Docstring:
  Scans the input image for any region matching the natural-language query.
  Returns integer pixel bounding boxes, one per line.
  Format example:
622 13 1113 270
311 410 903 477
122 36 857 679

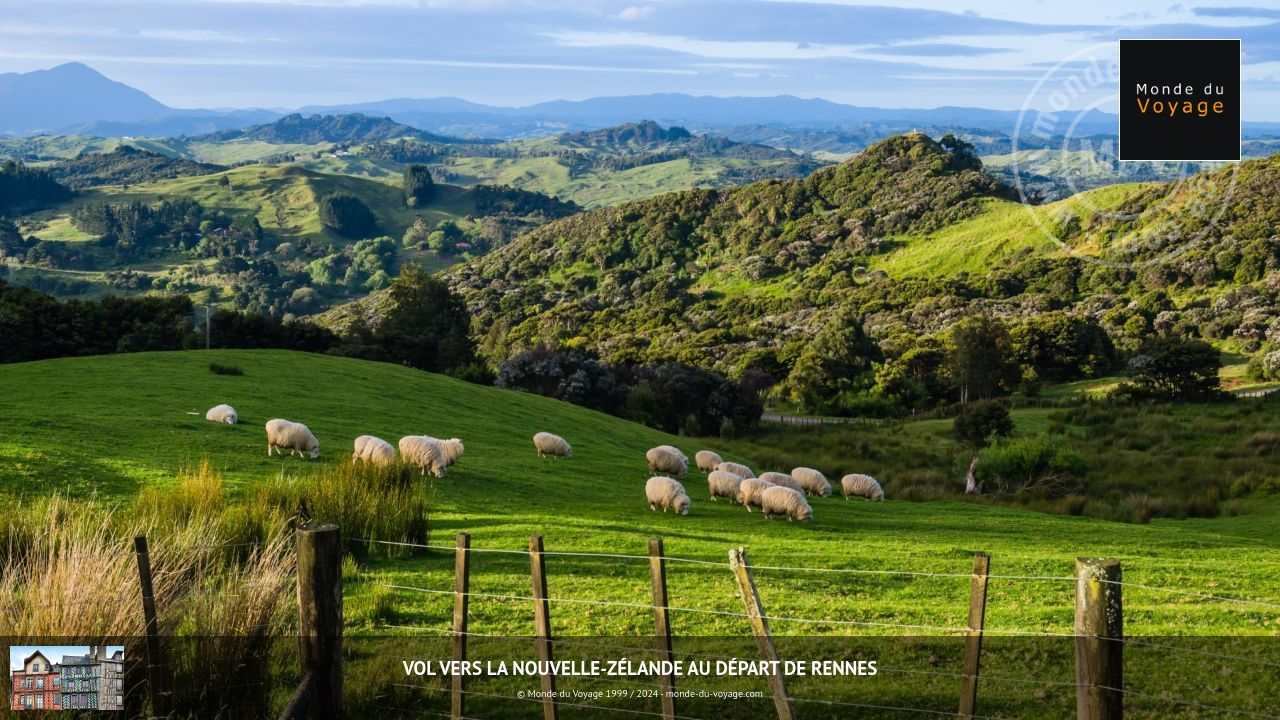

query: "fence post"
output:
452 533 471 720
296 523 343 720
529 535 558 720
958 552 990 719
648 538 677 720
1075 558 1122 720
728 547 795 720
133 535 169 717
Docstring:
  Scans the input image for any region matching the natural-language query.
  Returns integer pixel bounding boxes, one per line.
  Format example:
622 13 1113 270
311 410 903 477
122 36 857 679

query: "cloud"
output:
618 5 654 21
1192 6 1280 19
868 43 1015 57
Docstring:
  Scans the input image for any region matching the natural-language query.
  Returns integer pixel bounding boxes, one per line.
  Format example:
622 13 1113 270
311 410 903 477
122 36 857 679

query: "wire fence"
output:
351 533 1280 720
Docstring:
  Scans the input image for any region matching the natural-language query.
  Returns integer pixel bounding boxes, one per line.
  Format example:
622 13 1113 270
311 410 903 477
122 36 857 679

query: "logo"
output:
1120 39 1241 161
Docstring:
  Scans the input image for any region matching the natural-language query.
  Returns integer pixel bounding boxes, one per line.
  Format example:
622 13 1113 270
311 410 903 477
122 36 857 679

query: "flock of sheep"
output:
206 404 465 476
203 407 881 524
641 446 883 523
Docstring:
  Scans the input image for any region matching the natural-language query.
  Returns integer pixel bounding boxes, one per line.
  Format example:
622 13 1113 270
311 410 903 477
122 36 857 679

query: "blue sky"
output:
0 1 1278 117
10 646 125 673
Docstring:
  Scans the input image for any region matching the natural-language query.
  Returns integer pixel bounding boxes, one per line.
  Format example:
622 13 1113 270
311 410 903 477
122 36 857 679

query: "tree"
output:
403 164 434 207
944 314 1020 403
318 192 377 239
787 307 881 412
953 399 1014 493
373 265 476 372
1127 336 1221 401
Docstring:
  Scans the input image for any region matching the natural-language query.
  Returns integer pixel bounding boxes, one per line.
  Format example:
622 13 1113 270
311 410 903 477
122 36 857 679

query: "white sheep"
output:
656 445 689 463
646 446 688 478
205 404 238 425
759 471 803 493
439 438 465 466
645 476 691 515
695 450 723 473
399 435 448 477
737 477 776 512
265 419 319 459
716 461 756 479
791 467 832 497
841 473 884 502
707 470 743 503
353 435 396 467
533 432 573 459
760 486 813 522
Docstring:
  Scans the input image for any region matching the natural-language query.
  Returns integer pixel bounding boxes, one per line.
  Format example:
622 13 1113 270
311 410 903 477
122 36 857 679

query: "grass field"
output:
868 184 1151 279
3 349 1277 718
1 349 1277 642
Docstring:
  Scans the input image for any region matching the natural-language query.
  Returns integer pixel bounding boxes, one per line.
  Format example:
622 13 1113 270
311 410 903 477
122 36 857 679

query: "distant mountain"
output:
195 113 472 145
48 146 225 190
560 120 694 148
0 63 173 134
61 110 283 139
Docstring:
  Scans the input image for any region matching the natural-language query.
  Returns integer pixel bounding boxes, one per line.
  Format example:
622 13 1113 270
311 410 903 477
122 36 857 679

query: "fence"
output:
119 526 1280 720
348 533 1280 720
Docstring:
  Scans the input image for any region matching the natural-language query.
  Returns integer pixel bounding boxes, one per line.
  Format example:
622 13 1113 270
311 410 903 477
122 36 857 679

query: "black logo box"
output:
1119 39 1241 162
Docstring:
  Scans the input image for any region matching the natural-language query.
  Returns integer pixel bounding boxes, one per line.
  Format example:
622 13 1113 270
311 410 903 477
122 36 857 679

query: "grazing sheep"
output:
353 435 396 467
737 477 776 512
399 435 449 477
695 450 723 473
707 470 743 503
439 438 465 466
533 432 573 459
656 445 689 463
646 446 688 478
205 404 238 425
791 467 832 497
760 486 813 522
841 473 884 502
265 419 319 459
645 476 691 515
759 471 804 493
716 461 756 479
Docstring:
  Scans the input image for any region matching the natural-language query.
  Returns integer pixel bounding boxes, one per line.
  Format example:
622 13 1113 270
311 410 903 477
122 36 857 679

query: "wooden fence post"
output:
648 538 677 720
296 523 343 720
452 533 471 720
1075 558 1122 720
958 552 990 719
529 535 558 720
133 535 169 717
728 547 795 720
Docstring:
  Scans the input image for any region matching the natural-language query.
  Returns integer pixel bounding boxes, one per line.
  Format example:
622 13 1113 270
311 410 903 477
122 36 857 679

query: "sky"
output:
0 0 1279 117
10 646 125 673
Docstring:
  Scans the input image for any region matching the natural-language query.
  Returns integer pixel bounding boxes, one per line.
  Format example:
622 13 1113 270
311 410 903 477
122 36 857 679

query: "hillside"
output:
48 145 226 189
1 348 1277 647
444 133 1280 370
6 164 563 309
197 113 473 145
447 132 1014 367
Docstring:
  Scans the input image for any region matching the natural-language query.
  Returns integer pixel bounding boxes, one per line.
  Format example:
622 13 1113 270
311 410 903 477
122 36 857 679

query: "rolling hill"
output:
439 132 1280 411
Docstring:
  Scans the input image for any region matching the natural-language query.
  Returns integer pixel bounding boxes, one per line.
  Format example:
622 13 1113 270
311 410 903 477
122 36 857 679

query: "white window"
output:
35 695 43 710
37 678 44 689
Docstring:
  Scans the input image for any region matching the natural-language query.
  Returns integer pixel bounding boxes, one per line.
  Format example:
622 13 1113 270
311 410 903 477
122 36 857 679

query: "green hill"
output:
444 133 1280 410
48 145 225 189
0 348 1277 643
195 112 473 145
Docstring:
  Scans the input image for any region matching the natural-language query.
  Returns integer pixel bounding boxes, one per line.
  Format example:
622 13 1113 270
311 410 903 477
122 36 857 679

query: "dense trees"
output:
497 346 761 436
944 315 1020 403
1127 337 1222 401
402 164 434 207
371 266 476 373
318 192 377 239
787 307 881 412
0 159 72 214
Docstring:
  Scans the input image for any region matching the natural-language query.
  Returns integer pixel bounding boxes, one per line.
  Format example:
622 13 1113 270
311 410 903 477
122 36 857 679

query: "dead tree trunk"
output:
964 453 982 494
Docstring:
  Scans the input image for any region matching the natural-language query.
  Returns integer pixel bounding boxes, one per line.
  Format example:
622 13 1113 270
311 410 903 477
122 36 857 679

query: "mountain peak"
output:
0 62 172 134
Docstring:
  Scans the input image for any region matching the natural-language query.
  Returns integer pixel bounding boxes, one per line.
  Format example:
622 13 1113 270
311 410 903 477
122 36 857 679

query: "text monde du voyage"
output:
402 659 878 678
1134 82 1230 118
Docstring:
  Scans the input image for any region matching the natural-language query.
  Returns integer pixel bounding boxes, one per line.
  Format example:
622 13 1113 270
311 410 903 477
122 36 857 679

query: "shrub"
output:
971 435 1087 496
